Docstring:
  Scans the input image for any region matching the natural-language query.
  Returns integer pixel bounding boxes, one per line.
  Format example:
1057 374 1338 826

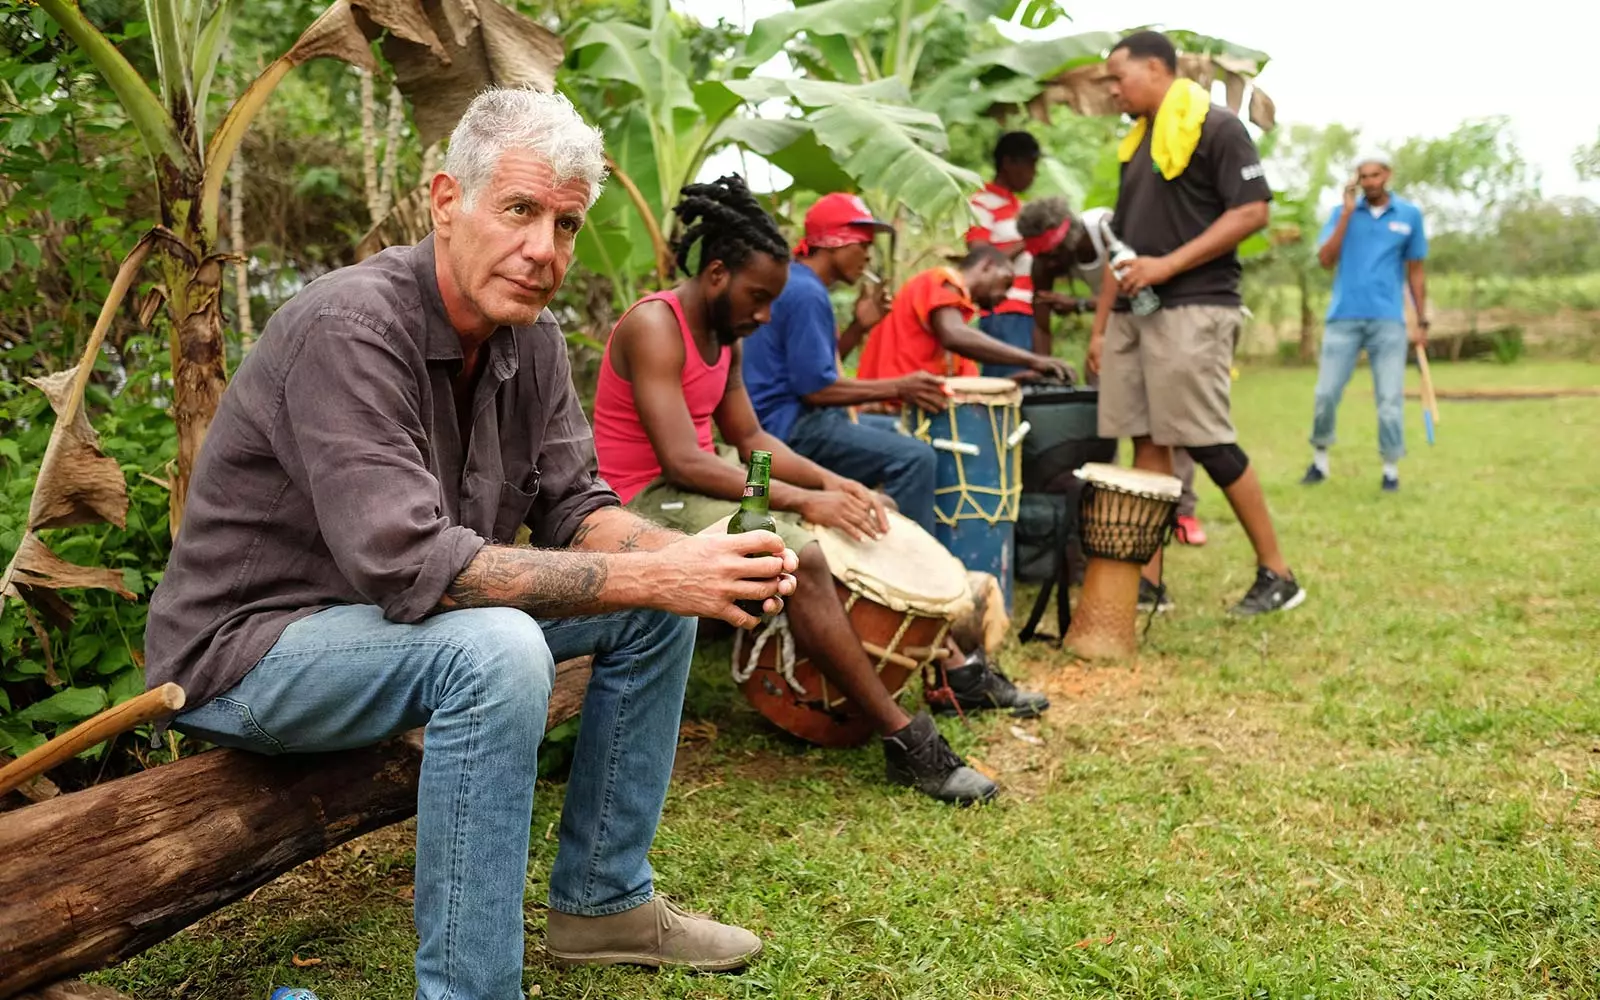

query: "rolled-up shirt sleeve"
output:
526 337 620 549
279 308 484 621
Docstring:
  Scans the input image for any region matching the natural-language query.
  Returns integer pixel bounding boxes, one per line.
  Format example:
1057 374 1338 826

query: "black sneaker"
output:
1137 578 1175 613
882 712 997 805
928 653 1050 719
1382 474 1400 492
1230 566 1306 617
1300 464 1327 485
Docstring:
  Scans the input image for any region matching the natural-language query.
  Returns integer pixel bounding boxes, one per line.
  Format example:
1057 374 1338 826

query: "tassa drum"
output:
907 376 1025 611
702 510 973 748
1065 462 1181 660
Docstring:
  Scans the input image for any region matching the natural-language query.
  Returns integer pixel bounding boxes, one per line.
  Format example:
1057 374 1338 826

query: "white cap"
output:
1355 151 1391 170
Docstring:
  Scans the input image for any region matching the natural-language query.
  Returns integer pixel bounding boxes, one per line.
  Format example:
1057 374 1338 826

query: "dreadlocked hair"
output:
671 174 789 276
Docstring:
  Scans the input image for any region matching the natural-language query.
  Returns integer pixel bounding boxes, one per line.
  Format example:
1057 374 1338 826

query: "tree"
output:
1261 123 1359 360
1388 116 1535 335
1576 129 1600 183
562 0 995 302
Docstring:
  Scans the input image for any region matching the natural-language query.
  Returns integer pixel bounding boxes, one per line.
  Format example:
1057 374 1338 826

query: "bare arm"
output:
1117 202 1271 295
801 377 903 408
930 305 1071 379
1031 259 1056 357
836 317 869 361
439 545 629 618
1085 265 1119 378
567 504 682 553
1407 259 1429 340
1318 209 1354 270
1168 202 1270 277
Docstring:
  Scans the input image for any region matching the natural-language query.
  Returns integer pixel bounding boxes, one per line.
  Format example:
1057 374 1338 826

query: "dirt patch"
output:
1029 658 1148 705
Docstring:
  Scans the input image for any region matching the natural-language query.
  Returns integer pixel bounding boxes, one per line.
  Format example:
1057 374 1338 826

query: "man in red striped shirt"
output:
967 131 1049 377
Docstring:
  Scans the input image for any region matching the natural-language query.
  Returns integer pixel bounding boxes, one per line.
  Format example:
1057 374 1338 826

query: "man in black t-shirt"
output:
1087 30 1304 616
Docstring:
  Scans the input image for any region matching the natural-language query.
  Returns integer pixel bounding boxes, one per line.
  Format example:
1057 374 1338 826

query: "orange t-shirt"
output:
857 267 980 380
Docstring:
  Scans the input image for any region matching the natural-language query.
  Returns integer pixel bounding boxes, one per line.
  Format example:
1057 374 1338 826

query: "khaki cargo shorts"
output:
626 474 816 556
1098 304 1241 447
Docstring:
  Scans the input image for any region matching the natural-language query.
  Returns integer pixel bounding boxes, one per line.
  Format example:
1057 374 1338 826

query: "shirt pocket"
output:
493 469 541 545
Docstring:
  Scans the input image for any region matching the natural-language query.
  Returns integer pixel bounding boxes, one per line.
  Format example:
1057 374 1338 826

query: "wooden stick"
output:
0 684 185 799
1415 345 1440 426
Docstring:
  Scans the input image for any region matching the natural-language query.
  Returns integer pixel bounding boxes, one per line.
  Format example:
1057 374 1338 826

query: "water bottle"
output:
1107 237 1161 317
269 989 320 1000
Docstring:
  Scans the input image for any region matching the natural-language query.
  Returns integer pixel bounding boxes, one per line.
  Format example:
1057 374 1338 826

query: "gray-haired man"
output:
146 89 788 999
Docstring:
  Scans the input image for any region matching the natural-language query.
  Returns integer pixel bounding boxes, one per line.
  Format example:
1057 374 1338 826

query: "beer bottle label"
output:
742 485 767 498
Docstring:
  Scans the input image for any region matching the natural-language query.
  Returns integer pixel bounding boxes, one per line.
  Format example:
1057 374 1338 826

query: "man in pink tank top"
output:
595 176 1049 806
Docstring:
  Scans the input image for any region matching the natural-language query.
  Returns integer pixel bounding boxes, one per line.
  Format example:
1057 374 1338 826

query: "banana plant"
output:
565 0 985 300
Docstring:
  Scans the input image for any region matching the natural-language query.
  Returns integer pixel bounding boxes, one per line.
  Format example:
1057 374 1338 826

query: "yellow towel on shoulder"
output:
1117 78 1212 180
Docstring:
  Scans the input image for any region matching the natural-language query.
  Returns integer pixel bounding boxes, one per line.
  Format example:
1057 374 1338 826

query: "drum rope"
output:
731 615 806 696
910 402 1023 527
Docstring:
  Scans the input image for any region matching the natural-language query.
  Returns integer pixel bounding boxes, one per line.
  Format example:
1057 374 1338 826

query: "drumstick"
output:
0 683 185 799
1415 342 1439 445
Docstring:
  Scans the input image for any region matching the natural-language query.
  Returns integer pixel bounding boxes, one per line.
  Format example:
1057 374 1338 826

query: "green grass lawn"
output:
101 360 1600 1000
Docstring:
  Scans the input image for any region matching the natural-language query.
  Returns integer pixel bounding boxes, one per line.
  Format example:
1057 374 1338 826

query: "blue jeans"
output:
1311 319 1409 462
172 603 696 1000
977 312 1035 378
788 407 937 533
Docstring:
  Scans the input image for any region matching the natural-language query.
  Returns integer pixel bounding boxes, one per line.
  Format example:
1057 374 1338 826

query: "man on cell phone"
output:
1302 153 1430 492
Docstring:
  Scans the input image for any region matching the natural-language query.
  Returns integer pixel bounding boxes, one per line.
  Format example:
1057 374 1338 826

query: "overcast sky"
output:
680 0 1600 201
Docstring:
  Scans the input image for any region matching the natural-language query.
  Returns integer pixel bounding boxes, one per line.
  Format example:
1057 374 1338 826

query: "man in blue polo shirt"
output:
1303 153 1430 492
742 193 951 533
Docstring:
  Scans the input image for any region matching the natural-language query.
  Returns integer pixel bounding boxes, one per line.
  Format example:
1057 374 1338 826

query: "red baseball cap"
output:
797 192 894 256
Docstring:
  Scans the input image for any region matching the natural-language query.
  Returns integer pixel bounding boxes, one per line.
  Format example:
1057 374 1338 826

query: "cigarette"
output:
864 269 882 284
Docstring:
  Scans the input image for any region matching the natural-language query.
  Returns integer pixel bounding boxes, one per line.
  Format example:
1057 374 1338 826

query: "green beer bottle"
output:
727 450 778 618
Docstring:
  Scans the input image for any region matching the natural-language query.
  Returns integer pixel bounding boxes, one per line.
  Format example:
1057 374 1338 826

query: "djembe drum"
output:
907 376 1026 611
1065 463 1182 660
702 510 973 748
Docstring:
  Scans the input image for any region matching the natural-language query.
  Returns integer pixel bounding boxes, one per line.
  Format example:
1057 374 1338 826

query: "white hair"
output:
442 88 608 210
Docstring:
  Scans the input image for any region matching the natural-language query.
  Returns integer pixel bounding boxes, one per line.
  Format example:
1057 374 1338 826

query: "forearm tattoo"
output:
569 508 682 553
439 546 609 618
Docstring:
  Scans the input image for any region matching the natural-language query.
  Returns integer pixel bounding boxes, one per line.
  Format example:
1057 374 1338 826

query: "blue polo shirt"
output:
1322 194 1428 322
742 261 839 441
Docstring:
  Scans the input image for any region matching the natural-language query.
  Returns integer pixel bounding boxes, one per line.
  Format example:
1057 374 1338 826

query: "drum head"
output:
808 510 973 618
1075 462 1183 500
942 375 1022 406
697 511 972 618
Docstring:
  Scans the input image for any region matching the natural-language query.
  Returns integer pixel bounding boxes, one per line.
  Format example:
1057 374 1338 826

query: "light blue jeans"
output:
172 603 696 1000
1310 318 1409 462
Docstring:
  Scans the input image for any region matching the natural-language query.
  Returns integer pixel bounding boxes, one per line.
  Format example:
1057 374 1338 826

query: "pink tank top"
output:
593 290 731 504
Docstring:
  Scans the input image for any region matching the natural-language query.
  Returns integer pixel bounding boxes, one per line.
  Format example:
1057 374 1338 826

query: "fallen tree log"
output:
0 656 592 998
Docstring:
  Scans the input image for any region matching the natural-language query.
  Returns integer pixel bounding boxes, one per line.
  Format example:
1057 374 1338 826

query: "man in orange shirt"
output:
857 246 1073 382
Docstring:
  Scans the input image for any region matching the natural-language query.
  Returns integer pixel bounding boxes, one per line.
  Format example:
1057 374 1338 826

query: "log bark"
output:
0 656 592 998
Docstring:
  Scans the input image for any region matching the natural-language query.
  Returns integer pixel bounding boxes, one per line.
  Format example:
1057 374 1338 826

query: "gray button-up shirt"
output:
145 235 618 709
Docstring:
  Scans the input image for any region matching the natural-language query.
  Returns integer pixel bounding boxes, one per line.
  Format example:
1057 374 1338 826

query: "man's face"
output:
705 252 790 345
1358 163 1390 201
1106 49 1166 117
1001 155 1039 194
833 240 872 285
432 148 590 332
969 259 1014 310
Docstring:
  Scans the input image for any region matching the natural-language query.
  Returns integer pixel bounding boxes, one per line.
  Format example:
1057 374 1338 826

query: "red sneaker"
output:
1175 514 1207 546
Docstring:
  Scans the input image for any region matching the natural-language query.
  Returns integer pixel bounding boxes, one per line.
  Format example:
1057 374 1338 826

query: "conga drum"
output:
1065 463 1181 661
907 376 1025 611
704 510 973 748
